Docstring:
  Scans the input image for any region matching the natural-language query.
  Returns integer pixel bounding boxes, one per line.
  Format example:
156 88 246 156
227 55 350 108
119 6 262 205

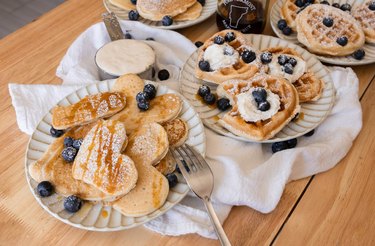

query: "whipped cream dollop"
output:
236 88 281 122
203 44 239 70
268 55 306 83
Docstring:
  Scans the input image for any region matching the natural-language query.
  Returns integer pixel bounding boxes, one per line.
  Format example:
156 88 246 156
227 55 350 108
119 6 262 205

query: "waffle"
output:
136 0 196 21
155 151 176 175
217 74 300 141
110 74 182 134
72 119 138 197
162 118 189 147
52 92 126 130
195 30 265 85
113 123 169 217
280 0 316 31
174 2 202 21
109 0 136 11
352 0 375 44
295 4 365 56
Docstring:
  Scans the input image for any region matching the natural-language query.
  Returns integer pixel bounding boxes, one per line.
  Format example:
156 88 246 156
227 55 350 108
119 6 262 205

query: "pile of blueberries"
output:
278 54 298 75
252 88 272 112
197 85 231 111
136 83 157 111
62 137 83 163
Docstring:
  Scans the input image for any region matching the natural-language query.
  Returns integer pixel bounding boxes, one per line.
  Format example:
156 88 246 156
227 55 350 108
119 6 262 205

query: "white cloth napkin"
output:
9 21 362 239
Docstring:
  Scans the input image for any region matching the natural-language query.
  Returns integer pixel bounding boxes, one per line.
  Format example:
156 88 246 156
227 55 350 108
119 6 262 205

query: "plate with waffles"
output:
25 74 205 230
270 0 375 65
103 0 216 30
180 31 335 143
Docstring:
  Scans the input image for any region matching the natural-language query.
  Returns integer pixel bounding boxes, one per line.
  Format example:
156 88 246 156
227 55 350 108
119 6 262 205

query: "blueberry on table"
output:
37 181 54 197
369 2 375 10
217 98 231 111
128 10 139 21
258 101 271 111
332 2 340 8
64 195 82 213
340 3 351 12
73 138 83 150
282 26 292 36
277 19 288 30
62 146 77 163
283 63 294 74
166 173 178 188
195 41 204 48
138 101 150 111
272 141 289 153
199 60 211 72
214 36 225 45
260 52 273 64
278 55 289 65
136 91 148 103
295 0 304 7
336 36 348 46
320 1 330 5
304 129 315 137
203 93 216 105
50 127 64 138
198 85 211 97
323 17 334 27
158 69 170 81
288 57 297 67
353 49 365 60
286 138 298 148
241 50 256 63
143 84 157 100
162 16 173 26
197 0 206 6
64 137 74 147
252 88 267 103
224 31 236 42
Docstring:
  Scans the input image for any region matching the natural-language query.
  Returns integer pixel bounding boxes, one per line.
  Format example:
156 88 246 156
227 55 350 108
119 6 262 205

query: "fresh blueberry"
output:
146 37 155 41
162 16 173 26
73 139 83 150
64 137 74 147
282 26 292 35
203 93 216 105
260 52 273 64
50 127 64 138
288 57 297 67
369 2 375 10
258 101 270 111
295 0 304 7
272 141 289 153
37 181 54 197
197 0 206 6
143 84 157 100
217 98 231 111
223 46 234 55
304 129 315 137
241 50 256 63
166 173 178 188
61 147 77 163
224 31 236 42
320 1 330 5
128 10 139 21
124 32 132 39
136 91 148 103
277 19 288 30
64 195 82 213
199 60 211 72
286 138 298 148
130 0 137 4
353 49 365 60
332 2 340 8
195 41 204 47
340 3 351 11
252 88 267 103
198 85 211 97
158 69 170 81
138 101 150 111
297 3 311 13
214 36 225 45
278 55 289 65
323 17 334 27
283 63 294 74
336 36 348 46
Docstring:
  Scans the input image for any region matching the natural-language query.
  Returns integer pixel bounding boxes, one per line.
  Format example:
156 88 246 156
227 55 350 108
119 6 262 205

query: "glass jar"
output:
216 0 270 34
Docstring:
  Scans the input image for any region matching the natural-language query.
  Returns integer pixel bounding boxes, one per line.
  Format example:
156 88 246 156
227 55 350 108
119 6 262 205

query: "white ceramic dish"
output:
179 34 335 143
103 0 216 30
270 0 375 65
25 79 206 231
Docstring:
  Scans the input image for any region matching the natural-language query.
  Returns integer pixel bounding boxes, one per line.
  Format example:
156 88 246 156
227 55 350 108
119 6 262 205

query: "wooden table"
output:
1 0 374 245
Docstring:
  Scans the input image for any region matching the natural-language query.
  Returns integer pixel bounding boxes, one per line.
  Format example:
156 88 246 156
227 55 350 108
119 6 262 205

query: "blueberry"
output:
277 19 288 30
166 173 178 188
64 195 82 213
224 31 236 42
353 49 365 60
217 98 231 111
50 127 64 138
138 101 150 111
203 93 216 105
305 0 314 3
214 36 225 45
271 141 289 153
340 3 351 11
146 37 154 41
198 85 211 97
136 91 148 103
295 0 304 7
369 2 375 10
288 57 297 67
143 84 157 100
260 52 272 64
199 60 211 72
62 147 77 163
252 88 267 103
128 10 139 21
304 129 315 137
158 69 170 81
241 50 256 63
332 2 340 8
278 55 289 65
258 101 270 111
195 41 204 47
323 17 334 27
130 0 136 4
37 181 54 197
320 1 330 5
162 16 173 26
336 36 348 46
124 32 132 39
223 46 235 55
73 138 83 150
297 3 311 13
197 0 205 6
64 137 74 147
282 26 292 36
286 138 298 148
283 63 294 74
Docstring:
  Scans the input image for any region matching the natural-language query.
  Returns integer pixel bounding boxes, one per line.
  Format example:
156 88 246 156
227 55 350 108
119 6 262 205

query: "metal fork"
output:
171 144 231 246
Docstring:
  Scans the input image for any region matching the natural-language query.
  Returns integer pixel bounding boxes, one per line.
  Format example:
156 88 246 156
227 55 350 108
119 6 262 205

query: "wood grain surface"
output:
0 0 374 245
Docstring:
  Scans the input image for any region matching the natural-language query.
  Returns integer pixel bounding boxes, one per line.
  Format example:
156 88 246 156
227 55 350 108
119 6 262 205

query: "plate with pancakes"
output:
270 0 375 65
180 31 335 143
25 75 205 230
103 0 216 29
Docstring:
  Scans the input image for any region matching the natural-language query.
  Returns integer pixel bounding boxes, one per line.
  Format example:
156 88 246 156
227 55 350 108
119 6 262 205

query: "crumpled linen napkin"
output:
9 21 362 239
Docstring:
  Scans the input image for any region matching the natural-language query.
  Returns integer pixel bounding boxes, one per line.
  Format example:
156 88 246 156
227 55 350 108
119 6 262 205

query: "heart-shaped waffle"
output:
352 0 375 44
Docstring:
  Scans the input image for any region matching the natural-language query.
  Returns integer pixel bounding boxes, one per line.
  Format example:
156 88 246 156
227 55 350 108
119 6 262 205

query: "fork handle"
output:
203 197 231 246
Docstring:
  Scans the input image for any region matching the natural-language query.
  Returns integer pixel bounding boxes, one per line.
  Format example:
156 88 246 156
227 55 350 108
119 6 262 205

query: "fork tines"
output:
171 144 205 175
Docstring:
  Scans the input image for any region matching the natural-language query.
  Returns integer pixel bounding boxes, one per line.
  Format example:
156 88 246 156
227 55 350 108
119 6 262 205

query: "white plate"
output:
270 0 375 65
25 80 206 231
103 0 216 30
179 34 335 143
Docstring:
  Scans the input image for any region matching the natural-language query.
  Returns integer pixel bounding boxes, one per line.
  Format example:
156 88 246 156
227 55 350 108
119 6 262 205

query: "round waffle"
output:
280 0 316 31
352 0 375 44
296 4 365 56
